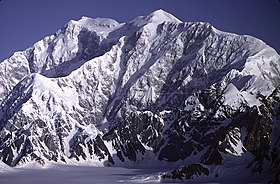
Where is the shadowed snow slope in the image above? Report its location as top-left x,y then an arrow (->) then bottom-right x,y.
0,10 -> 279,183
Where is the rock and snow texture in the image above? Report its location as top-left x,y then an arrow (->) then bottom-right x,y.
0,9 -> 279,183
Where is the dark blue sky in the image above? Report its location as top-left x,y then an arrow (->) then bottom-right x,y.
0,0 -> 280,62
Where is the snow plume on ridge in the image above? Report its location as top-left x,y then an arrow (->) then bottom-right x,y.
0,10 -> 279,183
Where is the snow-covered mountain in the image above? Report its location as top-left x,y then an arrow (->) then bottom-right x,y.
0,9 -> 279,182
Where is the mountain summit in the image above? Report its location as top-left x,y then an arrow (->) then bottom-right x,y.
0,10 -> 279,183
131,9 -> 182,26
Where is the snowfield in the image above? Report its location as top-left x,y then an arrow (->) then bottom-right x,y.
0,160 -> 271,184
0,163 -> 164,184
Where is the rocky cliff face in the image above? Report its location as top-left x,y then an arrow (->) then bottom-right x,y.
0,9 -> 279,182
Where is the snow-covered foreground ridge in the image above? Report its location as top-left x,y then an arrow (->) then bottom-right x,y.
0,9 -> 279,182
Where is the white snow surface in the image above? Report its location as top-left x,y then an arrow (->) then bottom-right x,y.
0,157 -> 271,184
223,83 -> 245,109
131,9 -> 182,27
0,163 -> 165,184
0,161 -> 13,174
71,16 -> 122,39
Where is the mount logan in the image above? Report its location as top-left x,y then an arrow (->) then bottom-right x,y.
0,10 -> 279,183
